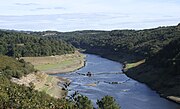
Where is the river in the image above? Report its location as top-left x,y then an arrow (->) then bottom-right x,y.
55,54 -> 180,109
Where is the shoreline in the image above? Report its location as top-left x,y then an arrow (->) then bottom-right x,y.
19,51 -> 180,104
82,52 -> 180,104
14,51 -> 86,99
125,72 -> 180,104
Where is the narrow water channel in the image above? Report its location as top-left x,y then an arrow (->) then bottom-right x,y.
55,54 -> 180,109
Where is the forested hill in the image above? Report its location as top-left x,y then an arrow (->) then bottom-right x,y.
30,24 -> 180,102
126,38 -> 180,98
32,24 -> 180,63
0,30 -> 75,57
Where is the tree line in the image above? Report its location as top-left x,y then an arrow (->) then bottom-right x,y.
0,30 -> 75,57
34,24 -> 180,62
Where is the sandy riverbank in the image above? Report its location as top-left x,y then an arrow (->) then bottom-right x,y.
12,51 -> 85,98
11,72 -> 70,99
167,96 -> 180,104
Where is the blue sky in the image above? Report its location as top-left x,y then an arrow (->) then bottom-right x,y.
0,0 -> 180,31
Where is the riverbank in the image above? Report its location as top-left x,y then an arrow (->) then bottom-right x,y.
11,72 -> 70,98
15,51 -> 85,98
83,51 -> 180,104
22,51 -> 85,74
124,60 -> 180,104
56,53 -> 180,109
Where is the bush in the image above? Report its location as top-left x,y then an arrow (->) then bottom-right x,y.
75,95 -> 93,109
97,96 -> 120,109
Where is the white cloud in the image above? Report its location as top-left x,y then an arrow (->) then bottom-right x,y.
0,0 -> 180,31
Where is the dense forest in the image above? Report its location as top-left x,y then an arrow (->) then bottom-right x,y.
0,30 -> 75,57
32,24 -> 180,101
0,55 -> 34,78
126,38 -> 180,97
32,24 -> 180,63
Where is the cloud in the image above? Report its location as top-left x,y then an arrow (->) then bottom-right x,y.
31,7 -> 66,11
142,17 -> 180,24
54,7 -> 66,10
14,3 -> 39,6
34,7 -> 51,10
0,0 -> 180,31
0,13 -> 179,32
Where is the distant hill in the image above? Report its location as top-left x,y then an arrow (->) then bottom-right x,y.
32,24 -> 180,62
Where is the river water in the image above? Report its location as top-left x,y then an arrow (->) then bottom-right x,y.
55,54 -> 180,109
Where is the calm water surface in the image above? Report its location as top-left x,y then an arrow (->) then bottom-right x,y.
55,54 -> 180,109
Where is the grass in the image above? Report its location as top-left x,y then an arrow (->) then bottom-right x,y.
22,51 -> 85,74
35,58 -> 77,71
125,59 -> 146,70
0,55 -> 22,70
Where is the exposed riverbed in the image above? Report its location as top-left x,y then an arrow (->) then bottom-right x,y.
55,54 -> 180,109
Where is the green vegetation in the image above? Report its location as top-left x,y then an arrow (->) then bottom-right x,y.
75,96 -> 94,109
32,24 -> 180,101
97,96 -> 120,109
33,24 -> 180,62
126,38 -> 180,97
0,55 -> 73,109
1,23 -> 179,107
125,59 -> 145,70
0,30 -> 121,108
22,52 -> 85,73
0,75 -> 75,109
35,58 -> 79,71
0,30 -> 75,57
0,55 -> 34,78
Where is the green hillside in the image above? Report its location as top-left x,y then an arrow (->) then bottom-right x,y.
126,38 -> 180,97
0,55 -> 34,78
35,24 -> 180,62
0,30 -> 75,57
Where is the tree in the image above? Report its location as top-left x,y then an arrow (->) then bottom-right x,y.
76,95 -> 93,109
97,96 -> 120,109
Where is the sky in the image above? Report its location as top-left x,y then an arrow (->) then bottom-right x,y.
0,0 -> 180,32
